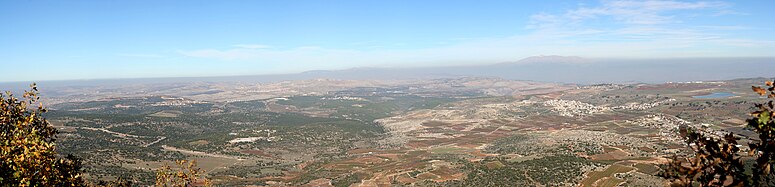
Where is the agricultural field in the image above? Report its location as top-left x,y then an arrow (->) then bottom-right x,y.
42,77 -> 769,186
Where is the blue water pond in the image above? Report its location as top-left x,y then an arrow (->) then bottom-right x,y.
692,92 -> 735,99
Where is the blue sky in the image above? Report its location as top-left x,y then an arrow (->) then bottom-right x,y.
1,0 -> 774,82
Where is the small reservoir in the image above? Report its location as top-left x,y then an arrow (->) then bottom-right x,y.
692,92 -> 735,99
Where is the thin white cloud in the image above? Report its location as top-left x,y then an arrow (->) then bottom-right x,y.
563,0 -> 727,25
526,13 -> 561,30
523,0 -> 768,49
178,49 -> 258,60
232,44 -> 272,49
713,9 -> 750,16
179,0 -> 772,69
707,39 -> 775,47
696,25 -> 751,30
117,53 -> 163,58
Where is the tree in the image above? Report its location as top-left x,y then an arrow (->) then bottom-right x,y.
155,160 -> 211,187
661,130 -> 746,186
1,84 -> 212,186
662,80 -> 775,186
747,80 -> 775,186
1,83 -> 86,186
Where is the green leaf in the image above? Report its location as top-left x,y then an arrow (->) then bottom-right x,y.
760,111 -> 771,126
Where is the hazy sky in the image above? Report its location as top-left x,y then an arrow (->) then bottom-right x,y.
1,0 -> 774,82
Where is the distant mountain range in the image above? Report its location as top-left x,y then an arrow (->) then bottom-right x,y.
293,56 -> 774,84
2,56 -> 773,92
